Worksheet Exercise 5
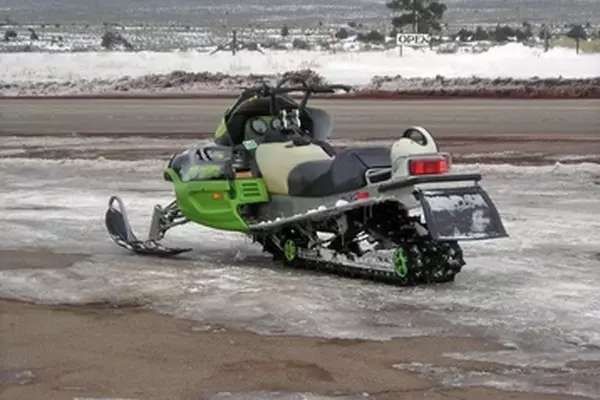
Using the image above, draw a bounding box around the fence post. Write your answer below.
[232,30,237,55]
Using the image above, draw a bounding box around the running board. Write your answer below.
[248,197,383,232]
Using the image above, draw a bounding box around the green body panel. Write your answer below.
[164,168,269,232]
[215,118,227,139]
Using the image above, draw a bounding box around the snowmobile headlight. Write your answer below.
[250,118,269,134]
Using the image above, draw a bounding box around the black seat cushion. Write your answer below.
[287,147,391,197]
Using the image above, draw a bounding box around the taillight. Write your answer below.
[409,158,449,175]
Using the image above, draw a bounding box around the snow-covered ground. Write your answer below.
[1,44,598,90]
[0,144,599,397]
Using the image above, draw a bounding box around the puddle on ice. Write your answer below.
[69,396,369,400]
[1,158,600,398]
[393,360,600,399]
[207,393,370,400]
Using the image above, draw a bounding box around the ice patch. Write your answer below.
[0,151,599,398]
[74,398,138,400]
[393,354,600,400]
[207,393,370,400]
[73,398,139,400]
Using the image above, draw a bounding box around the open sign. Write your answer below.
[396,33,431,46]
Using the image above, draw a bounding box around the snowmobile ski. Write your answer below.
[105,196,191,257]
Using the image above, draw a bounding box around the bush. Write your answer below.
[101,31,134,50]
[261,40,287,50]
[567,24,587,40]
[292,38,310,50]
[539,25,553,40]
[336,28,349,40]
[456,28,474,42]
[474,26,489,41]
[280,69,326,86]
[3,29,17,41]
[357,30,385,43]
[492,25,516,42]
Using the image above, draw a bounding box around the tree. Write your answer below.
[336,27,350,40]
[357,30,386,43]
[292,38,310,50]
[521,21,533,39]
[567,24,587,54]
[474,26,489,41]
[280,25,289,38]
[492,25,516,42]
[539,24,552,52]
[386,0,447,33]
[455,28,473,42]
[539,24,552,40]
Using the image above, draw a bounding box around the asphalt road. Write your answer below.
[1,98,599,138]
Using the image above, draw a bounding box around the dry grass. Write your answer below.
[551,37,600,53]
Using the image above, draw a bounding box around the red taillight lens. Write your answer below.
[357,191,369,199]
[409,158,449,175]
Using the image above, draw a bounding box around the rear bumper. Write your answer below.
[378,173,482,193]
[415,185,508,241]
[378,173,507,241]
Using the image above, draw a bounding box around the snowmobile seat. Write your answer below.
[255,142,333,194]
[287,147,391,197]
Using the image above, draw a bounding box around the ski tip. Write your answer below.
[107,195,125,209]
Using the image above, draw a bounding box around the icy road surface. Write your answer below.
[0,156,599,398]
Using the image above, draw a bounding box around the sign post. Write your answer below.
[396,33,432,56]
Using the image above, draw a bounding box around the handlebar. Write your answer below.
[240,83,352,98]
[222,75,352,121]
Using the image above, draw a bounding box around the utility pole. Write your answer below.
[412,0,418,33]
[232,29,237,55]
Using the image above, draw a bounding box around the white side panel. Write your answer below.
[255,142,332,195]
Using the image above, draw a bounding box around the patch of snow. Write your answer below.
[207,393,369,400]
[1,44,598,90]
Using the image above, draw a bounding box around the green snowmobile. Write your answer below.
[105,77,508,285]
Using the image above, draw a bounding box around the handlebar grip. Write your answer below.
[241,84,353,96]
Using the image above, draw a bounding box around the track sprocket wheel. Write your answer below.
[391,242,422,285]
[282,236,300,266]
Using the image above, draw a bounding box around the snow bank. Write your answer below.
[1,44,598,96]
[2,70,598,98]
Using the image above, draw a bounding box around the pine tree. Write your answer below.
[386,0,447,33]
[567,24,587,54]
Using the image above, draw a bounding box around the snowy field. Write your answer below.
[1,44,599,93]
[0,141,599,397]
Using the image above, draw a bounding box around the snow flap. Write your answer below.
[416,186,508,241]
